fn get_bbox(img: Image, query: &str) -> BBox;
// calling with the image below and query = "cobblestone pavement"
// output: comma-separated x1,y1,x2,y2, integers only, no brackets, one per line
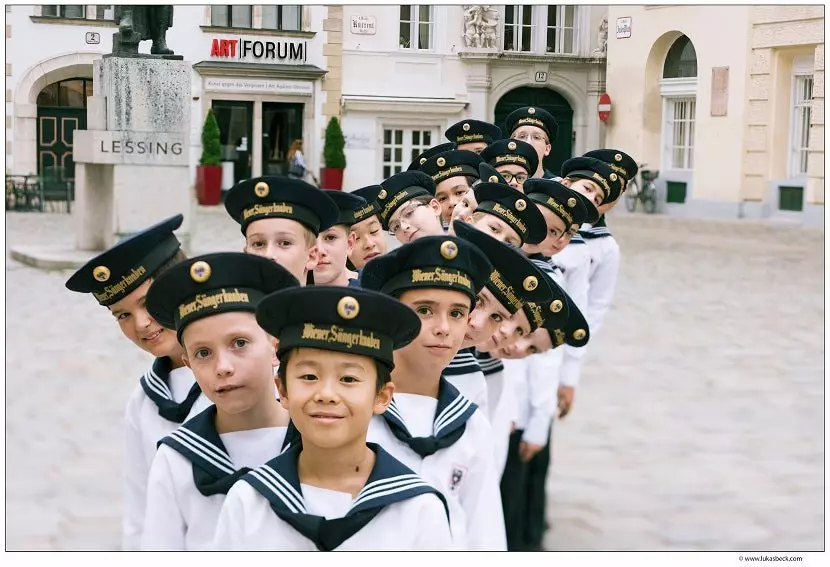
4,208,824,551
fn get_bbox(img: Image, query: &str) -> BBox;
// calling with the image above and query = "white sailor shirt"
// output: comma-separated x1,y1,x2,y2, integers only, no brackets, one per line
213,443,453,551
122,357,212,550
141,405,287,550
443,347,489,417
550,239,591,388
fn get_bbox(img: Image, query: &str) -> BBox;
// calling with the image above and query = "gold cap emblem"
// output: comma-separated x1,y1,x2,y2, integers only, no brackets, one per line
573,328,586,341
436,157,446,167
337,296,360,320
440,240,458,260
516,199,527,211
254,181,270,198
610,173,618,182
550,299,563,313
419,157,427,165
190,261,212,283
528,107,536,115
507,141,517,151
614,153,622,162
567,197,577,208
462,123,471,132
489,175,499,183
523,276,538,291
93,265,111,282
377,189,387,200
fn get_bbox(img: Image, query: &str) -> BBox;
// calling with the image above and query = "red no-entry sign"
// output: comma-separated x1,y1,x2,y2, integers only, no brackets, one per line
598,93,612,122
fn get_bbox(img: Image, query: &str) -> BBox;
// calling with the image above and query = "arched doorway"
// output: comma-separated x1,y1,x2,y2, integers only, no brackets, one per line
36,78,92,182
493,86,573,176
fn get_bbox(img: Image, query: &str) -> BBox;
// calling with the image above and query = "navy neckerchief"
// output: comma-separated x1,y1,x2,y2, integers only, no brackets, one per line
140,357,202,424
474,349,503,377
381,378,478,458
281,419,302,452
442,347,481,377
579,214,612,239
244,442,449,551
158,405,256,497
527,253,562,280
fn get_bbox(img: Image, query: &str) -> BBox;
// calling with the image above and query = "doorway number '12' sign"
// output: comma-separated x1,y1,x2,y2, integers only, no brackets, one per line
535,71,548,83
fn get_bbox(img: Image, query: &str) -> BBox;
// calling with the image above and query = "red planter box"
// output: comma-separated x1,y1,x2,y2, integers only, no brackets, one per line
196,165,223,206
320,168,344,191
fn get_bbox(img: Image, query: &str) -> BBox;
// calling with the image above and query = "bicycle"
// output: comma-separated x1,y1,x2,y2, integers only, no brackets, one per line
625,163,658,214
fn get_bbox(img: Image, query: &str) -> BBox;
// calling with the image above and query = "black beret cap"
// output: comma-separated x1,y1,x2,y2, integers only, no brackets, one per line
65,214,183,306
146,252,300,342
361,235,492,306
540,289,589,348
582,149,639,194
256,286,422,370
377,171,436,229
523,178,599,231
472,183,547,246
407,142,456,171
419,150,483,185
476,163,509,186
350,185,384,223
224,176,339,236
480,138,539,176
324,189,368,227
445,119,502,147
452,220,558,315
505,106,559,142
561,156,622,205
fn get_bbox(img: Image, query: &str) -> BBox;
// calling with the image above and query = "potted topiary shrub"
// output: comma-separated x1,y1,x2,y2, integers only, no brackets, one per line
320,116,346,191
195,108,223,206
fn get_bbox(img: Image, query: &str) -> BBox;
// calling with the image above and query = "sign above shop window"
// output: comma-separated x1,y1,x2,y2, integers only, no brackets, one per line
209,38,308,64
204,77,314,96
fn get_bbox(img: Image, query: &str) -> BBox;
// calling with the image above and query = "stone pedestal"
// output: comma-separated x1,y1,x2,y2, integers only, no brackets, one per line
72,56,195,252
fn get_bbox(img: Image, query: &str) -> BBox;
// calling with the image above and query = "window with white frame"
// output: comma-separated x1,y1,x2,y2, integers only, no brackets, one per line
660,35,698,170
789,61,814,177
381,127,437,179
399,5,433,50
262,5,301,31
41,5,85,18
503,5,580,55
211,5,253,28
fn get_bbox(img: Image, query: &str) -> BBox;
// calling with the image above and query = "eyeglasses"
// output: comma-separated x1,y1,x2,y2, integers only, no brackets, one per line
499,172,529,184
388,202,427,235
513,132,549,144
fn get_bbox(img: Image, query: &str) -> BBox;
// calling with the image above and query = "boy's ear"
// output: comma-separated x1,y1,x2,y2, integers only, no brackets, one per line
181,352,191,369
270,336,279,368
373,381,395,415
347,230,357,255
428,198,442,215
276,379,290,410
305,244,320,274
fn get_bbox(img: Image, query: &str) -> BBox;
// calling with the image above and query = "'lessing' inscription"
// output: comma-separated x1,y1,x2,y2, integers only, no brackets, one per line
73,130,189,166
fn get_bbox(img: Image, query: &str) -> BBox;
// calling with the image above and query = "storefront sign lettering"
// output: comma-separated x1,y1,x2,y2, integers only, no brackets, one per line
204,77,313,96
210,38,307,63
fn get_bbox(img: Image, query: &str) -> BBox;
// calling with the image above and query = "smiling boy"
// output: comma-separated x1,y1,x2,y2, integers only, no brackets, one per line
213,286,453,550
65,214,212,550
140,252,300,550
313,190,366,287
419,149,483,227
224,176,339,283
348,185,388,272
361,235,507,550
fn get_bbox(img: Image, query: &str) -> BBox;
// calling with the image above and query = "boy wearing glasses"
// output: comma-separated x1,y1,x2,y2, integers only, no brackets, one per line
480,138,538,192
504,107,559,179
377,170,445,245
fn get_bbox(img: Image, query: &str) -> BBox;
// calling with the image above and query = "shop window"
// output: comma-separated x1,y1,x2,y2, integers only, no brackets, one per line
399,5,433,50
663,97,696,170
41,5,85,19
381,127,438,179
262,5,301,31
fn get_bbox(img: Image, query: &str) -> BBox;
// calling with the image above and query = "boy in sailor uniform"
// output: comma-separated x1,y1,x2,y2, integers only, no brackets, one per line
360,236,507,550
439,181,548,412
139,252,300,550
347,185,388,274
444,119,502,154
377,170,444,245
418,149,483,230
479,138,539,193
65,214,212,550
452,220,567,477
224,176,339,284
313,190,368,287
504,106,559,180
214,286,453,550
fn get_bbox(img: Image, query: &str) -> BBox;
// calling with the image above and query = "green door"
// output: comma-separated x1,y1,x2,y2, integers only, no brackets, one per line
494,86,574,177
36,107,86,182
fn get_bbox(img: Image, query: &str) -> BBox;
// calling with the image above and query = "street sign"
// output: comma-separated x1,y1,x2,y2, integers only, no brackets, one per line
598,93,612,122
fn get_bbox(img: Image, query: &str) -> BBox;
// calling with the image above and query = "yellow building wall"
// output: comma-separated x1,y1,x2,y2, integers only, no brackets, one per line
605,5,753,204
744,5,824,205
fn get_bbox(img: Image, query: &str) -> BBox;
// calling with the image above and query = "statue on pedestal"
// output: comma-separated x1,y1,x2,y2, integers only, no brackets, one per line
112,6,177,57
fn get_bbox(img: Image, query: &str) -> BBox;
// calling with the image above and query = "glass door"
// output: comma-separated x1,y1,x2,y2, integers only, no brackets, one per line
212,100,253,187
261,102,304,176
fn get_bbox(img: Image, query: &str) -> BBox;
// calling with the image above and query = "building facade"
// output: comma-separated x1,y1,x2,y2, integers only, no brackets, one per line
5,4,341,190
339,4,609,189
604,5,824,226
